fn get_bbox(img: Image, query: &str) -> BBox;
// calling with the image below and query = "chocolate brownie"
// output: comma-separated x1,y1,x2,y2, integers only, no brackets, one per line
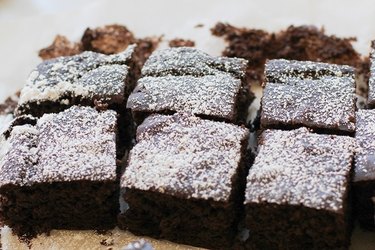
119,113,249,249
0,106,118,237
16,45,135,117
39,35,83,60
265,59,355,84
244,128,355,249
127,47,251,125
211,23,363,84
261,77,356,135
353,110,375,230
168,38,195,47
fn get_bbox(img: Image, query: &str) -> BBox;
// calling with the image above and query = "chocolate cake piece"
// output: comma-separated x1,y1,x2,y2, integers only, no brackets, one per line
127,47,251,124
261,77,356,135
244,128,355,249
353,110,375,230
16,45,136,117
0,106,118,237
265,59,355,83
211,23,363,84
39,35,83,60
119,113,249,249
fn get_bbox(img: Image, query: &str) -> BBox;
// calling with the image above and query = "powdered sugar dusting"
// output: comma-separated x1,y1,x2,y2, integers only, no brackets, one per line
354,109,375,182
368,54,375,107
245,128,355,213
261,77,356,133
122,113,249,202
0,106,117,187
265,59,355,83
141,47,248,78
17,45,135,108
127,74,241,120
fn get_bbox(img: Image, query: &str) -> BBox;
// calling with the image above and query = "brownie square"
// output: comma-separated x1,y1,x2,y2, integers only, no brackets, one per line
0,106,118,237
126,47,251,125
118,113,249,249
244,128,355,249
265,59,355,84
16,44,136,117
261,77,356,135
353,109,375,230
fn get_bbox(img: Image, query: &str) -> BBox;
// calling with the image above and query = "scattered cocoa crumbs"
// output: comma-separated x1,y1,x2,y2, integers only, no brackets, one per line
169,38,195,47
39,35,83,60
211,22,366,85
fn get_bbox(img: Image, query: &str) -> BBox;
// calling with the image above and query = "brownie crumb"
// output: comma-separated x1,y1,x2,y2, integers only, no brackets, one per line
100,238,114,246
0,91,20,115
169,38,195,47
195,23,204,28
211,22,364,84
39,35,83,60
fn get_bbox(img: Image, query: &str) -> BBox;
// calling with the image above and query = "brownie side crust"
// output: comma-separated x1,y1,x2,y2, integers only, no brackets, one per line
119,113,249,249
127,47,251,125
260,77,356,135
0,106,118,237
244,128,355,249
367,47,375,108
353,110,375,230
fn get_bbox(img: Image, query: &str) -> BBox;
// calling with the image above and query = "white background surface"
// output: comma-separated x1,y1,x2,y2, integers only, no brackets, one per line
0,0,375,249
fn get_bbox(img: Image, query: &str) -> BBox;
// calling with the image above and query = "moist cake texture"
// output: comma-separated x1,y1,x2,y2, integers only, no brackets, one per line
0,106,118,237
127,47,251,124
353,110,375,230
244,128,355,249
119,113,249,249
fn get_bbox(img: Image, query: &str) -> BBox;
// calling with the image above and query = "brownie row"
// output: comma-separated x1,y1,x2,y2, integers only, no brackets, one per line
0,35,374,250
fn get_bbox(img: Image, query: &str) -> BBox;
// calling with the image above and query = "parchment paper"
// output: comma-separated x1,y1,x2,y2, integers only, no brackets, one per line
0,0,374,249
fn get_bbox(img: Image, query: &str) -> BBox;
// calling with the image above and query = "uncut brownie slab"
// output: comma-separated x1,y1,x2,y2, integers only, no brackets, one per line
265,59,355,84
244,128,355,249
16,44,136,117
119,113,249,249
353,109,375,230
126,47,251,125
0,106,118,237
261,77,356,135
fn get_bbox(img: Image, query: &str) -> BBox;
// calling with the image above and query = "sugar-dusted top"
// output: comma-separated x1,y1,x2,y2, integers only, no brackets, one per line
0,106,117,187
17,45,135,109
265,59,355,84
355,109,375,182
122,113,249,202
126,74,241,121
141,47,248,78
261,77,356,133
245,128,355,213
368,56,375,106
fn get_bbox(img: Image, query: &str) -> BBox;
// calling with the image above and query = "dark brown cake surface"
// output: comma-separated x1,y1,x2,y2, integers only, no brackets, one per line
261,77,356,134
127,74,241,121
211,23,363,83
354,110,375,230
141,47,247,78
122,112,248,201
265,59,355,83
17,45,135,116
244,128,355,249
0,106,117,185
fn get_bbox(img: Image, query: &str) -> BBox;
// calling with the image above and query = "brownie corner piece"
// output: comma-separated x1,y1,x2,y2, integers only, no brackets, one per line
367,52,375,109
127,47,251,125
353,109,375,230
244,128,355,249
0,106,119,237
119,113,249,249
16,44,137,117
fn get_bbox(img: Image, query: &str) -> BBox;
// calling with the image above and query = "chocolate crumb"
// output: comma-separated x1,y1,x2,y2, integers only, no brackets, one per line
169,38,195,47
39,35,83,60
